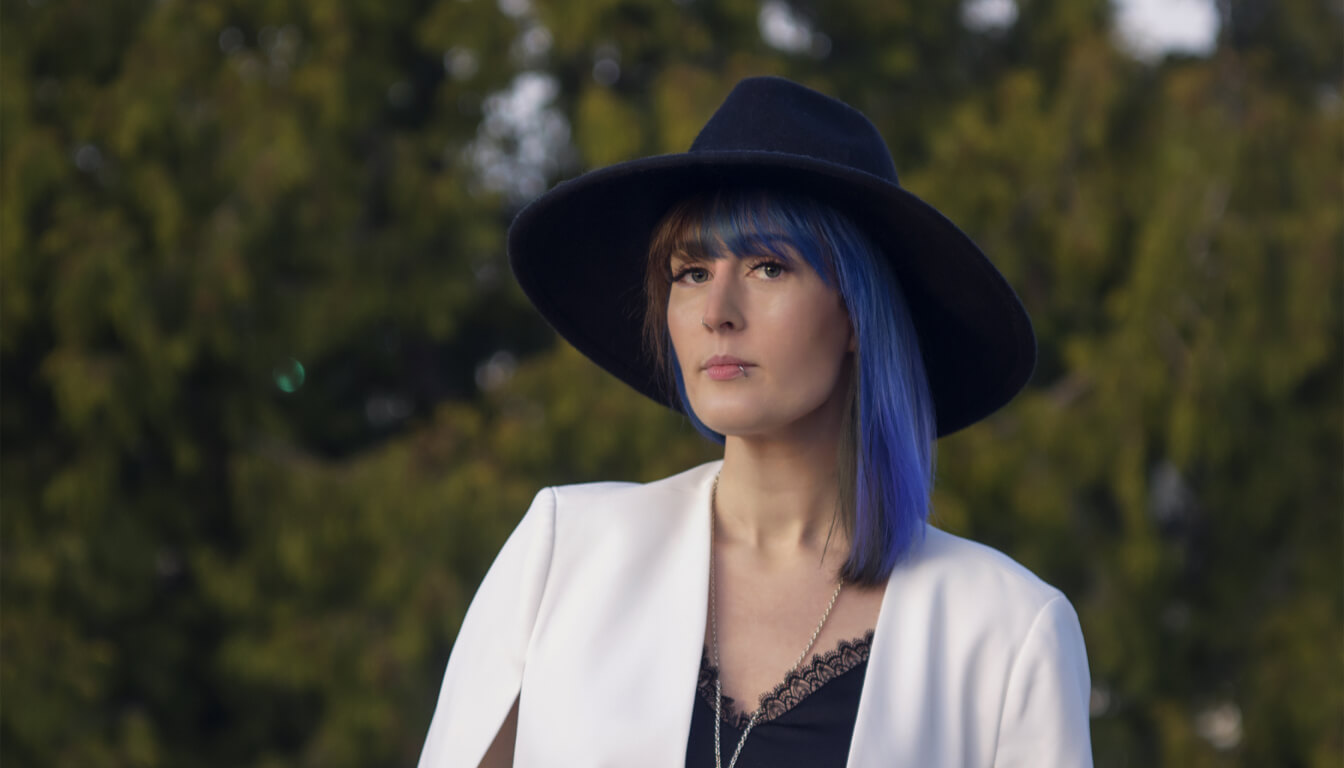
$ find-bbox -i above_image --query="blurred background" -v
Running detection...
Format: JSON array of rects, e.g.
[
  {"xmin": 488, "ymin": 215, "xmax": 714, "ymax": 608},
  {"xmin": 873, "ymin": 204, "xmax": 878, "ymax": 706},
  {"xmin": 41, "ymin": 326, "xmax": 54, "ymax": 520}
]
[{"xmin": 3, "ymin": 0, "xmax": 1340, "ymax": 765}]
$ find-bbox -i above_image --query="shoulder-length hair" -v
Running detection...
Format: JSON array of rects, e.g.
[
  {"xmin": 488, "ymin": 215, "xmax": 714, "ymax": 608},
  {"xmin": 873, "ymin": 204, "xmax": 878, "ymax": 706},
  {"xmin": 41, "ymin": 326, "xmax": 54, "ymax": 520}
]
[{"xmin": 642, "ymin": 187, "xmax": 937, "ymax": 586}]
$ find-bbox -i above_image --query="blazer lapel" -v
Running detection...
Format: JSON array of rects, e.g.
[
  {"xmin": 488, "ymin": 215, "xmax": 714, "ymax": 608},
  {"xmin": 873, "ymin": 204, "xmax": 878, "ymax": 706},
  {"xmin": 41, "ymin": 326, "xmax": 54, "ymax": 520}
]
[
  {"xmin": 515, "ymin": 461, "xmax": 719, "ymax": 767},
  {"xmin": 642, "ymin": 461, "xmax": 716, "ymax": 763},
  {"xmin": 845, "ymin": 559, "xmax": 903, "ymax": 766}
]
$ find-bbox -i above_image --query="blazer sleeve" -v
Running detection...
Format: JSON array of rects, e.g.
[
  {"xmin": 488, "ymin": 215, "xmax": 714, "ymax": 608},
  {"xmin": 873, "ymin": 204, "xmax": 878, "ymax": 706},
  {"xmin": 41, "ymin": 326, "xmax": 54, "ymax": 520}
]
[
  {"xmin": 993, "ymin": 595, "xmax": 1094, "ymax": 767},
  {"xmin": 417, "ymin": 487, "xmax": 557, "ymax": 768}
]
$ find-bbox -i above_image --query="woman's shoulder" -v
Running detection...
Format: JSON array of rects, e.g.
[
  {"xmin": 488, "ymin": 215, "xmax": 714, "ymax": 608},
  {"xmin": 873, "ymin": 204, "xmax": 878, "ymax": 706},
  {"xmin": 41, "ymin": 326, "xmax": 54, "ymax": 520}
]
[
  {"xmin": 900, "ymin": 525, "xmax": 1074, "ymax": 626},
  {"xmin": 544, "ymin": 460, "xmax": 720, "ymax": 513}
]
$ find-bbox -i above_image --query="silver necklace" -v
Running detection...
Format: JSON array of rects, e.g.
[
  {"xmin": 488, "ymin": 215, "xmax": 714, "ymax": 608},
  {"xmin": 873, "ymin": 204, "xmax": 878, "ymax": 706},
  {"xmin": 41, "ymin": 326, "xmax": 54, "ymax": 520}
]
[{"xmin": 708, "ymin": 473, "xmax": 844, "ymax": 768}]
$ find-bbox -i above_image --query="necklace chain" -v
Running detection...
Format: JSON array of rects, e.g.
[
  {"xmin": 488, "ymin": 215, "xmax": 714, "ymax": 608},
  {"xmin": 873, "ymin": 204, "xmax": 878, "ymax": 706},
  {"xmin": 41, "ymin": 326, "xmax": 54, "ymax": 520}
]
[{"xmin": 709, "ymin": 472, "xmax": 844, "ymax": 768}]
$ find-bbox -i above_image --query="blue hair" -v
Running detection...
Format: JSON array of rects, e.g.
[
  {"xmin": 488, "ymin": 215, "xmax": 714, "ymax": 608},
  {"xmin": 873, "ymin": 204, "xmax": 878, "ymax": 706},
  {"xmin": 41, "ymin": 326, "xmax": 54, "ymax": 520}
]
[{"xmin": 645, "ymin": 189, "xmax": 938, "ymax": 584}]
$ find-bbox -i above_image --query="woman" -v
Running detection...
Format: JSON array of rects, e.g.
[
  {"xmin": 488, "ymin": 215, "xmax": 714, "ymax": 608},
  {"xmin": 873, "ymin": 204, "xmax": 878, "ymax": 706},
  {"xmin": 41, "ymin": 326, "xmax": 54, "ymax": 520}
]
[{"xmin": 418, "ymin": 76, "xmax": 1093, "ymax": 767}]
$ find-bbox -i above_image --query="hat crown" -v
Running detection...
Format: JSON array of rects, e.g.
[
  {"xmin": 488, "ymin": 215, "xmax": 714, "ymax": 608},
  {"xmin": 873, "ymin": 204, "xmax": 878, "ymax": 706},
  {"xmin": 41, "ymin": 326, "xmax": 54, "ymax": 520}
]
[{"xmin": 689, "ymin": 76, "xmax": 901, "ymax": 185}]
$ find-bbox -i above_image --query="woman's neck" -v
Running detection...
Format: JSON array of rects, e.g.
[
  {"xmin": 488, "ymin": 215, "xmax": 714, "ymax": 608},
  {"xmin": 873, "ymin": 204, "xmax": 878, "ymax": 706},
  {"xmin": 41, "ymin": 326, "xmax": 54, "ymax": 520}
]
[{"xmin": 715, "ymin": 433, "xmax": 846, "ymax": 558}]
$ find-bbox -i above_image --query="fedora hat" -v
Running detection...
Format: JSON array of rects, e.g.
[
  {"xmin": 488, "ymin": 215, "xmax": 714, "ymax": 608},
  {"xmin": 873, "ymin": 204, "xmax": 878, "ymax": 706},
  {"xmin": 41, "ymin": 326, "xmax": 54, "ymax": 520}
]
[{"xmin": 507, "ymin": 75, "xmax": 1035, "ymax": 437}]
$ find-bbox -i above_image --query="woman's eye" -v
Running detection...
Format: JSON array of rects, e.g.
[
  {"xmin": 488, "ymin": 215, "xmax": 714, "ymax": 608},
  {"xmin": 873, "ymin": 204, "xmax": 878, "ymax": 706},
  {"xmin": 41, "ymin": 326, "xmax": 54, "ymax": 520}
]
[
  {"xmin": 751, "ymin": 260, "xmax": 787, "ymax": 279},
  {"xmin": 672, "ymin": 266, "xmax": 710, "ymax": 284}
]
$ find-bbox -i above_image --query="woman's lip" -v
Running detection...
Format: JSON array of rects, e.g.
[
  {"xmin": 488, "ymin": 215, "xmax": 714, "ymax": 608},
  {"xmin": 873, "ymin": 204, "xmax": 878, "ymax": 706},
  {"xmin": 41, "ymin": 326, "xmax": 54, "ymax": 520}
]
[
  {"xmin": 706, "ymin": 364, "xmax": 752, "ymax": 381},
  {"xmin": 704, "ymin": 355, "xmax": 751, "ymax": 367}
]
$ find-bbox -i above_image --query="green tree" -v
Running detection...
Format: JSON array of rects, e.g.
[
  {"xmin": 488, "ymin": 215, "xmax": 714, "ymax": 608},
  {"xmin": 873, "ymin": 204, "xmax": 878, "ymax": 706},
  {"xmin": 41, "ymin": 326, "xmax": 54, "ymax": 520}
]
[{"xmin": 3, "ymin": 0, "xmax": 1338, "ymax": 765}]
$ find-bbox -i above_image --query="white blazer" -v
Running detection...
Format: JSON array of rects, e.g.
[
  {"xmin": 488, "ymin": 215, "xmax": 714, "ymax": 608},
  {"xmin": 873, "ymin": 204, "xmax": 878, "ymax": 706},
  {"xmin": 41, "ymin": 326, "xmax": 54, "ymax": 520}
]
[{"xmin": 418, "ymin": 460, "xmax": 1093, "ymax": 767}]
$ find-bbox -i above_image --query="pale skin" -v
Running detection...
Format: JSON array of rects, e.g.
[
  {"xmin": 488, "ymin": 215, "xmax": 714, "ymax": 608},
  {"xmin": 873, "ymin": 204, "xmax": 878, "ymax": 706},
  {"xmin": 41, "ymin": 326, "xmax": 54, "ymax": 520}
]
[{"xmin": 478, "ymin": 241, "xmax": 884, "ymax": 766}]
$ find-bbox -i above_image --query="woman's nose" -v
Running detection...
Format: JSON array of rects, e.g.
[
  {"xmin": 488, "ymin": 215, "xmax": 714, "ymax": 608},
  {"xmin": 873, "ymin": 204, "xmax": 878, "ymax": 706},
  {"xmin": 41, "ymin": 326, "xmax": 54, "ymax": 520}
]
[{"xmin": 701, "ymin": 272, "xmax": 744, "ymax": 331}]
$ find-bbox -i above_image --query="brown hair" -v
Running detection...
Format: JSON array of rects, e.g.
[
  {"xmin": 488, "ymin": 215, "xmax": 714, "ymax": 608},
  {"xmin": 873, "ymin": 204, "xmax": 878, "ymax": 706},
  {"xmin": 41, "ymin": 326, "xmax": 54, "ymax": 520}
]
[{"xmin": 641, "ymin": 196, "xmax": 706, "ymax": 405}]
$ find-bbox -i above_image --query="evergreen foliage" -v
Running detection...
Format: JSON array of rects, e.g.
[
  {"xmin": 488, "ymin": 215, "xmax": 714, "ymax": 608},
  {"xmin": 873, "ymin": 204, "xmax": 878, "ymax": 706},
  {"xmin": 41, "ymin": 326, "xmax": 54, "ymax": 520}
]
[{"xmin": 3, "ymin": 0, "xmax": 1339, "ymax": 765}]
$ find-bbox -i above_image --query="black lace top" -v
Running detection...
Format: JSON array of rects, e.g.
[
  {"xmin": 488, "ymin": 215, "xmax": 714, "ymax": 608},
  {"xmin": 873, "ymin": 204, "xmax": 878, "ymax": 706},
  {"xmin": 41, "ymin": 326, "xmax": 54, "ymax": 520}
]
[{"xmin": 685, "ymin": 630, "xmax": 874, "ymax": 767}]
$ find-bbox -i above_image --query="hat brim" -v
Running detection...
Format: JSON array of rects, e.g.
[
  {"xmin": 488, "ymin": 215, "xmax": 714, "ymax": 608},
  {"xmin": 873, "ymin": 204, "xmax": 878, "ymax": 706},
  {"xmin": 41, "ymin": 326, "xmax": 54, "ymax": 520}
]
[{"xmin": 506, "ymin": 150, "xmax": 1036, "ymax": 438}]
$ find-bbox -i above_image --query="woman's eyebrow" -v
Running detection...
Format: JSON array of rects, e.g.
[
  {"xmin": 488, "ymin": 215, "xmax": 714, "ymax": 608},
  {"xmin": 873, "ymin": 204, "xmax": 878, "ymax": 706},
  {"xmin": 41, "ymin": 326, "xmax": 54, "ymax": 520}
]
[{"xmin": 668, "ymin": 249, "xmax": 710, "ymax": 266}]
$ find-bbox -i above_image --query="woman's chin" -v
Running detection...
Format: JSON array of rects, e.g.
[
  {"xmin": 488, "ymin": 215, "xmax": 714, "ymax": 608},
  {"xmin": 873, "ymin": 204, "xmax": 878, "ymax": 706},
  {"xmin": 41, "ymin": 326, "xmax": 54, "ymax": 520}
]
[
  {"xmin": 692, "ymin": 391, "xmax": 838, "ymax": 440},
  {"xmin": 693, "ymin": 408, "xmax": 789, "ymax": 438}
]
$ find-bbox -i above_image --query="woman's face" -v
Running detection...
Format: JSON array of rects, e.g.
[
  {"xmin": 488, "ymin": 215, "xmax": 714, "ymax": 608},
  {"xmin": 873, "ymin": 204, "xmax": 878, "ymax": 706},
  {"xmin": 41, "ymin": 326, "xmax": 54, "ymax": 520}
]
[{"xmin": 666, "ymin": 243, "xmax": 855, "ymax": 439}]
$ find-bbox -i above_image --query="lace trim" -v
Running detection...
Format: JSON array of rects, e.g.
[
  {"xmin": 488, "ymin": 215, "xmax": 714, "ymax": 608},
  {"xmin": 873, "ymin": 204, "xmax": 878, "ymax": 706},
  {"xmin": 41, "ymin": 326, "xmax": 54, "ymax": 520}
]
[{"xmin": 697, "ymin": 629, "xmax": 875, "ymax": 729}]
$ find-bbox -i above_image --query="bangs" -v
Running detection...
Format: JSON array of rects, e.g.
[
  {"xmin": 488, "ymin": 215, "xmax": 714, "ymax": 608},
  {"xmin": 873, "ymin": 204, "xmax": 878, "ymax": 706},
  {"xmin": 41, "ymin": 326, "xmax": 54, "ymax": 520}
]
[{"xmin": 648, "ymin": 189, "xmax": 838, "ymax": 286}]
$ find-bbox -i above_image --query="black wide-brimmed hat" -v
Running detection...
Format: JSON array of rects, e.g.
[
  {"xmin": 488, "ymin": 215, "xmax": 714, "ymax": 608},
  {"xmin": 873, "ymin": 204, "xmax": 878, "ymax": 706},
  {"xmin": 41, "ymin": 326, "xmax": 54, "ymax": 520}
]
[{"xmin": 507, "ymin": 76, "xmax": 1035, "ymax": 437}]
